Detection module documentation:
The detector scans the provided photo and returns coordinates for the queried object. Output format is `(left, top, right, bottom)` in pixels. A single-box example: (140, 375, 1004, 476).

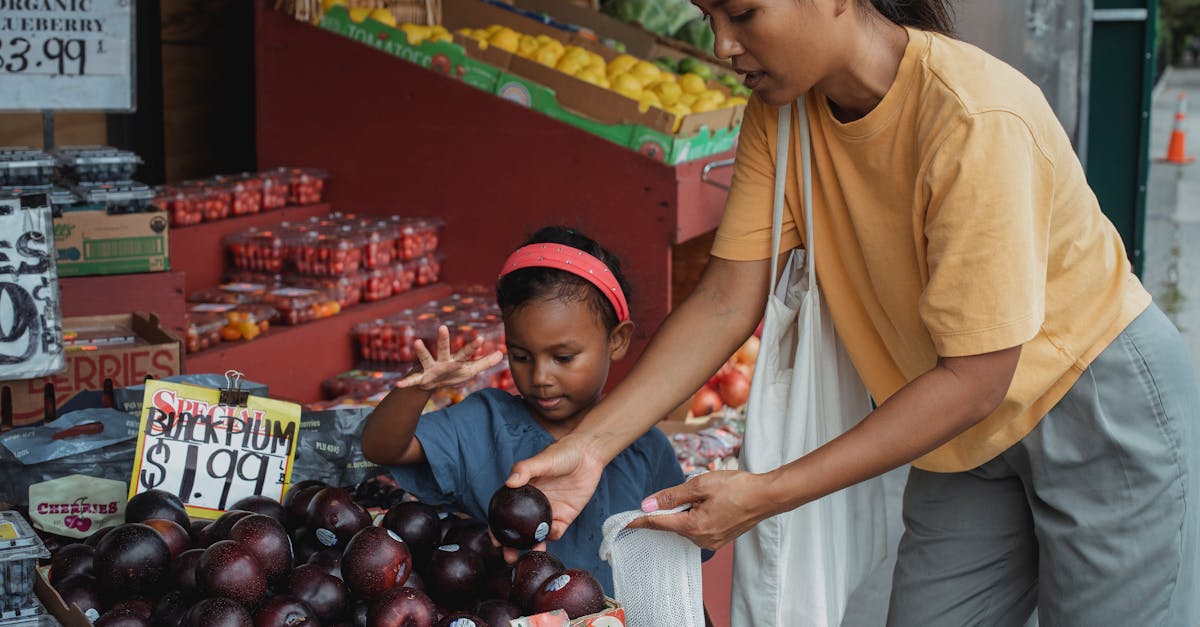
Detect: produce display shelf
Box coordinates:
(169, 202, 334, 295)
(59, 271, 188, 334)
(186, 283, 453, 403)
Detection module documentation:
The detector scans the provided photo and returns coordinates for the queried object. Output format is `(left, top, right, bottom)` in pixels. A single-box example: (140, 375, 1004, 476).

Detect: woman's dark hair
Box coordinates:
(864, 0, 955, 36)
(496, 226, 631, 332)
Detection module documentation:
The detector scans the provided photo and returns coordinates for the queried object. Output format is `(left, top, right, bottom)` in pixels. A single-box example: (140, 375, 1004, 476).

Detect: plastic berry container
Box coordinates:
(289, 273, 363, 309)
(185, 311, 228, 352)
(188, 282, 271, 305)
(288, 229, 364, 276)
(391, 259, 416, 296)
(0, 147, 56, 186)
(391, 217, 443, 260)
(220, 173, 265, 216)
(226, 228, 287, 273)
(261, 170, 289, 210)
(413, 253, 443, 286)
(214, 303, 277, 342)
(265, 287, 340, 325)
(354, 318, 417, 365)
(0, 511, 50, 616)
(72, 180, 157, 214)
(362, 266, 396, 302)
(53, 145, 142, 182)
(274, 167, 327, 205)
(362, 221, 397, 269)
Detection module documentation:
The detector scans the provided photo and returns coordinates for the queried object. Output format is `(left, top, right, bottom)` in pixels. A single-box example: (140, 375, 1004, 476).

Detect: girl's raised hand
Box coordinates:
(395, 325, 504, 392)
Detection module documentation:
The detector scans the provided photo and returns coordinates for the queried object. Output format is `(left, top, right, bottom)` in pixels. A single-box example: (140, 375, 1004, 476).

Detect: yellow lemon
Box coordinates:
(637, 91, 663, 113)
(486, 24, 504, 35)
(680, 93, 699, 107)
(367, 9, 395, 26)
(630, 61, 662, 86)
(556, 56, 585, 75)
(577, 70, 610, 88)
(698, 89, 726, 105)
(584, 58, 607, 75)
(489, 29, 520, 53)
(518, 35, 539, 56)
(322, 0, 347, 11)
(652, 81, 683, 106)
(725, 96, 749, 107)
(611, 73, 643, 99)
(667, 103, 691, 132)
(679, 73, 708, 95)
(563, 46, 592, 64)
(534, 46, 561, 67)
(400, 23, 432, 45)
(429, 26, 453, 43)
(348, 7, 371, 22)
(607, 54, 639, 77)
(536, 37, 564, 55)
(691, 99, 720, 113)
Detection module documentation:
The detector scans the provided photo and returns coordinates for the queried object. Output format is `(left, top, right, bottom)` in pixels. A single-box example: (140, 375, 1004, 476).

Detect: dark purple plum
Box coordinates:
(254, 595, 320, 626)
(291, 527, 325, 564)
(289, 564, 350, 623)
(473, 599, 522, 627)
(189, 519, 210, 546)
(49, 543, 94, 585)
(442, 522, 503, 570)
(229, 514, 294, 584)
(341, 527, 412, 599)
(53, 573, 105, 619)
(368, 587, 438, 627)
(93, 523, 171, 601)
(307, 549, 343, 580)
(482, 567, 512, 605)
(508, 551, 563, 611)
(381, 502, 441, 567)
(230, 495, 288, 525)
(305, 488, 371, 549)
(530, 569, 606, 619)
(197, 540, 267, 607)
(426, 544, 484, 608)
(205, 510, 255, 546)
(182, 596, 254, 627)
(153, 590, 192, 627)
(173, 548, 205, 593)
(94, 608, 152, 627)
(487, 486, 552, 550)
(142, 518, 191, 559)
(435, 613, 488, 627)
(125, 490, 190, 530)
(84, 525, 115, 548)
(283, 481, 328, 529)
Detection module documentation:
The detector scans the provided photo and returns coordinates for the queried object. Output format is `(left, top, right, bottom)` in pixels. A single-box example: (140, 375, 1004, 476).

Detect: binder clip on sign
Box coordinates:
(129, 370, 302, 521)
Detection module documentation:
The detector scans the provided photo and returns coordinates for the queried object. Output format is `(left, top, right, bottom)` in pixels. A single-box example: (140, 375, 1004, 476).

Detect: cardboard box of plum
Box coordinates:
(32, 477, 623, 626)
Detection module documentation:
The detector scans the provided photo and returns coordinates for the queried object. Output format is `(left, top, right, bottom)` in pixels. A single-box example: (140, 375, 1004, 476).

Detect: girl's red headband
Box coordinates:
(499, 244, 630, 322)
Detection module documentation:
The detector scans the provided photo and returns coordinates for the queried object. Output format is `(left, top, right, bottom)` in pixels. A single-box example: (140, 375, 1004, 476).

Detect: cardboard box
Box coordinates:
(0, 313, 183, 427)
(36, 566, 93, 626)
(317, 7, 740, 164)
(54, 206, 170, 277)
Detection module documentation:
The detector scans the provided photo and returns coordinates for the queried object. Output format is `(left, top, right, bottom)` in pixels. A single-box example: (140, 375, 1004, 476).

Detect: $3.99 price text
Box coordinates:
(0, 36, 97, 75)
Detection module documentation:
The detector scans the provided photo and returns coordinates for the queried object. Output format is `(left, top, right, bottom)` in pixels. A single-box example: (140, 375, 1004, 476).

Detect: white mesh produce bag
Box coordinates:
(599, 505, 704, 627)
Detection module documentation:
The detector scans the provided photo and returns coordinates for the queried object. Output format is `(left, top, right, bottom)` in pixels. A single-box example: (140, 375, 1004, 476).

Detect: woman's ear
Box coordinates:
(608, 320, 635, 360)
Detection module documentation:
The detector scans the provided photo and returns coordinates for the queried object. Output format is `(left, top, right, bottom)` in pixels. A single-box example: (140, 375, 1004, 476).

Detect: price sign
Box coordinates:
(0, 0, 135, 111)
(130, 380, 302, 520)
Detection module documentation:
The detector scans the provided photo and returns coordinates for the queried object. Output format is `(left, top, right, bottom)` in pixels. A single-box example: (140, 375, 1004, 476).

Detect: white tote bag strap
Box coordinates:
(769, 96, 814, 290)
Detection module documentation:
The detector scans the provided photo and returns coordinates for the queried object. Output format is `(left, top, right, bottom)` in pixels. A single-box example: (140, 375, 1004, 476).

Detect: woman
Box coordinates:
(506, 0, 1200, 624)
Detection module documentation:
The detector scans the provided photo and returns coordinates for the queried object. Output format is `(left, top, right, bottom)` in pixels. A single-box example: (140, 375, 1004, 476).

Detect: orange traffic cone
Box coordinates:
(1159, 92, 1196, 164)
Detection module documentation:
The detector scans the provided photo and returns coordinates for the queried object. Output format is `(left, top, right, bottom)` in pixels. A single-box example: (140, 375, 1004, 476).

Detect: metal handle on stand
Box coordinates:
(701, 158, 735, 191)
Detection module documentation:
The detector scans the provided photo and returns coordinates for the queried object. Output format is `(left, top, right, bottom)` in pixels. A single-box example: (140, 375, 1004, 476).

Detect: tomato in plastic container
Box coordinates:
(391, 259, 416, 295)
(261, 170, 289, 210)
(413, 253, 443, 286)
(188, 282, 272, 305)
(289, 272, 364, 309)
(185, 312, 225, 353)
(362, 266, 396, 302)
(287, 229, 364, 276)
(391, 217, 443, 260)
(274, 167, 327, 205)
(354, 318, 417, 364)
(266, 286, 340, 325)
(362, 221, 398, 269)
(220, 173, 266, 216)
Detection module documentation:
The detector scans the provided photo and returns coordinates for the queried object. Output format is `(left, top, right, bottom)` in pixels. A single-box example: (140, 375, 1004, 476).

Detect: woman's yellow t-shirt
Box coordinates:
(712, 27, 1151, 472)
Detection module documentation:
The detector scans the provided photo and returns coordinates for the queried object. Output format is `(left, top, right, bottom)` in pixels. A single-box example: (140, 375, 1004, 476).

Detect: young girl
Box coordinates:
(360, 226, 685, 596)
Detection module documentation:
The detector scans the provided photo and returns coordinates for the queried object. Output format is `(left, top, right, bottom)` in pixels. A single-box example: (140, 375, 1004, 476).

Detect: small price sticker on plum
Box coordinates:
(129, 380, 302, 520)
(0, 0, 135, 111)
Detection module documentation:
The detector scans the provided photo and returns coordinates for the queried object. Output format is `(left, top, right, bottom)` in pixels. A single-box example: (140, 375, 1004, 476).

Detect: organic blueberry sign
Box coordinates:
(0, 0, 135, 111)
(130, 380, 301, 520)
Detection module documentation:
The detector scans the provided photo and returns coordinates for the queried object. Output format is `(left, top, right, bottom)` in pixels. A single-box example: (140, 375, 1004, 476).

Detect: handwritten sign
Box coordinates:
(0, 192, 64, 381)
(0, 0, 136, 111)
(130, 380, 301, 520)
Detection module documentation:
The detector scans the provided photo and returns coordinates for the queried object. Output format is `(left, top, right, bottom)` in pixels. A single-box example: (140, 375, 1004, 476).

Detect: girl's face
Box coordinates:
(503, 296, 633, 437)
(694, 0, 849, 106)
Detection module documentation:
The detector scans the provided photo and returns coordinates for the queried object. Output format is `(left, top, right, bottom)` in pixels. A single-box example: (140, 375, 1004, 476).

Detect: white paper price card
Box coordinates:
(0, 0, 136, 111)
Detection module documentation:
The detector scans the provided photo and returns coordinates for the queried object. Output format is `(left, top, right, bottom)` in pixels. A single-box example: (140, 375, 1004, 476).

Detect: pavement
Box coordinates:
(836, 66, 1200, 627)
